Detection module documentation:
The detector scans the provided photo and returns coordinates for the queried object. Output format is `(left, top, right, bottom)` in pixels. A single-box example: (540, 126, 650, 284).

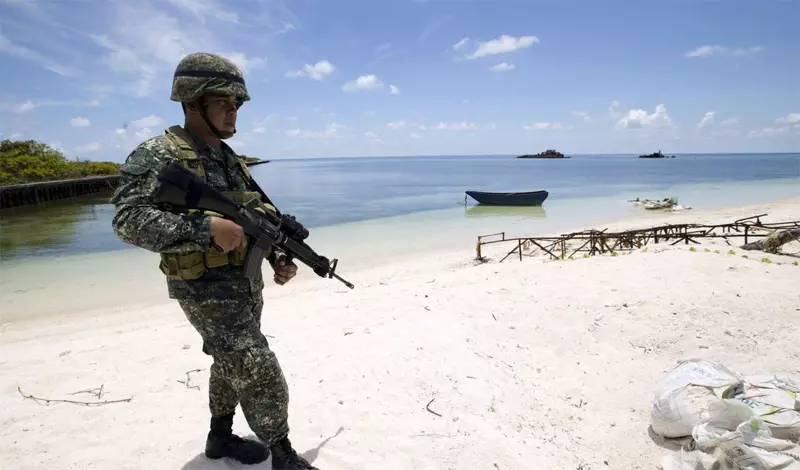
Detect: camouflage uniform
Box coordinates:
(110, 53, 315, 468)
(111, 129, 290, 445)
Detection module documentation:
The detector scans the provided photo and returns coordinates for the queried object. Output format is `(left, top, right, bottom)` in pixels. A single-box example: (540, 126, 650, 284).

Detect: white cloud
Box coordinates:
(697, 111, 715, 129)
(523, 122, 565, 131)
(386, 120, 479, 132)
(750, 112, 800, 137)
(719, 118, 739, 128)
(286, 60, 336, 80)
(165, 0, 241, 24)
(489, 62, 515, 72)
(364, 131, 378, 138)
(342, 74, 384, 92)
(129, 115, 162, 129)
(608, 100, 622, 120)
(70, 117, 91, 127)
(135, 128, 153, 139)
(10, 99, 97, 114)
(14, 100, 38, 113)
(430, 121, 477, 131)
(222, 52, 266, 73)
(464, 34, 539, 60)
(389, 85, 400, 95)
(410, 132, 422, 139)
(453, 37, 470, 50)
(284, 123, 345, 139)
(748, 127, 788, 138)
(685, 45, 764, 58)
(734, 46, 765, 56)
(572, 111, 592, 123)
(74, 141, 102, 152)
(0, 32, 76, 76)
(615, 104, 672, 130)
(775, 113, 800, 125)
(9, 132, 24, 140)
(85, 3, 271, 97)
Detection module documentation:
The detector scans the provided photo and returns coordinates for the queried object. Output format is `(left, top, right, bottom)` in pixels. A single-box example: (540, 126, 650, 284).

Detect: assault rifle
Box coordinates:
(152, 161, 354, 289)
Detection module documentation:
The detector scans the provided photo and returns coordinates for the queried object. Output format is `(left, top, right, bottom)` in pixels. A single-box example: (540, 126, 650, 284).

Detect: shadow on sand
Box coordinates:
(182, 427, 345, 470)
(647, 425, 693, 452)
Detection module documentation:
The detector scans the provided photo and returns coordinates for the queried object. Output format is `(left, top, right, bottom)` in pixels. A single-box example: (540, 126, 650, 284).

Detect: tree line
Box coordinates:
(0, 139, 121, 186)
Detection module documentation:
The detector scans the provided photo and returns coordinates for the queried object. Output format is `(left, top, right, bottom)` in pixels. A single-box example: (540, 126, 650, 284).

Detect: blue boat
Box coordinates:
(465, 190, 549, 206)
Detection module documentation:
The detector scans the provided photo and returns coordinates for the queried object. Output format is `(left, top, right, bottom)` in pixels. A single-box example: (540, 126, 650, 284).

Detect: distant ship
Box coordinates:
(517, 149, 568, 159)
(638, 150, 676, 159)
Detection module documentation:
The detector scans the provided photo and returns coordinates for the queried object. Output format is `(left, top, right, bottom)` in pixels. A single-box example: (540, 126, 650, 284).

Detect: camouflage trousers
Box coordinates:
(176, 293, 290, 446)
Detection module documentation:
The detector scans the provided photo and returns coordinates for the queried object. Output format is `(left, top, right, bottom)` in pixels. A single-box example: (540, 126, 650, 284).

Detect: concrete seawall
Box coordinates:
(0, 175, 119, 209)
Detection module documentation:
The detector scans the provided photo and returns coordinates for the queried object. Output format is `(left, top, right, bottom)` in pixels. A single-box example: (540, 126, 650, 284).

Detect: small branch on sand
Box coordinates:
(18, 387, 132, 406)
(629, 341, 652, 353)
(177, 369, 204, 390)
(425, 397, 442, 417)
(410, 432, 451, 438)
(740, 228, 800, 253)
(71, 384, 105, 399)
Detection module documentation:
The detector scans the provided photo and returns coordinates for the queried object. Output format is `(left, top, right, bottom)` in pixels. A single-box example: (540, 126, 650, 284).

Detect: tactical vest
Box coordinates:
(158, 125, 276, 281)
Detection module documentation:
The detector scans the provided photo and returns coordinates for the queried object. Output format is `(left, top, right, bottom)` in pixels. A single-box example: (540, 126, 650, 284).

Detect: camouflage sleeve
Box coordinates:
(110, 144, 211, 254)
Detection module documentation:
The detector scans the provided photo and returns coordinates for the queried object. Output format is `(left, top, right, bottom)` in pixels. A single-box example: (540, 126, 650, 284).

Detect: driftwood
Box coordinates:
(740, 228, 800, 253)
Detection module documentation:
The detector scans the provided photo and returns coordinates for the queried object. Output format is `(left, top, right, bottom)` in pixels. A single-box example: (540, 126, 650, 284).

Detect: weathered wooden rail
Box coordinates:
(475, 214, 800, 262)
(0, 175, 119, 209)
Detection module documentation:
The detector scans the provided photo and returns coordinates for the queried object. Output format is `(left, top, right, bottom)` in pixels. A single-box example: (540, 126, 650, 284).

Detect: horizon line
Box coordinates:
(257, 151, 800, 161)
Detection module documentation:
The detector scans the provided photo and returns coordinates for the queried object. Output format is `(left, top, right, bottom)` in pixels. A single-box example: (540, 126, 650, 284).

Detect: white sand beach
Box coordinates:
(1, 196, 799, 469)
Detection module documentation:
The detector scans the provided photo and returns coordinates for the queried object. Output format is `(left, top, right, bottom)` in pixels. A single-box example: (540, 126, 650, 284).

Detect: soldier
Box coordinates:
(111, 52, 319, 469)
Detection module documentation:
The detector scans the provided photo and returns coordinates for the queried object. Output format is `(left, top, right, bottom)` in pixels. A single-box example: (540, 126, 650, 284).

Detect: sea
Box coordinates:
(2, 152, 800, 263)
(1, 152, 799, 320)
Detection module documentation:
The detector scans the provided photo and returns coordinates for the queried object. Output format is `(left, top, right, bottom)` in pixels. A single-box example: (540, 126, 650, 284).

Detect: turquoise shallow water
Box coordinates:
(0, 152, 798, 263)
(1, 174, 799, 321)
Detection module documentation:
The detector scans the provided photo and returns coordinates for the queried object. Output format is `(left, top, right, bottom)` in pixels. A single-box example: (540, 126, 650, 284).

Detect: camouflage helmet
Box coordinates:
(170, 52, 250, 103)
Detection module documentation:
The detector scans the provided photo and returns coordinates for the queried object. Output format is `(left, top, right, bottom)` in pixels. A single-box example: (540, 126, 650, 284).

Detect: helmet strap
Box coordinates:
(196, 99, 235, 139)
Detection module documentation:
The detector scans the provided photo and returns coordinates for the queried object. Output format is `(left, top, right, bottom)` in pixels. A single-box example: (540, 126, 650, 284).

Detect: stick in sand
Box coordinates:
(18, 386, 133, 406)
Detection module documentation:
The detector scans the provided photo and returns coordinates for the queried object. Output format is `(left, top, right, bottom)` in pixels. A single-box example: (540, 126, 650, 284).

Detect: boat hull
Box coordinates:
(465, 190, 549, 206)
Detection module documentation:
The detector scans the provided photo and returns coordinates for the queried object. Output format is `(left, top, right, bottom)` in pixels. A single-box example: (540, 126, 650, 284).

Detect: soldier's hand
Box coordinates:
(209, 216, 246, 252)
(273, 255, 297, 285)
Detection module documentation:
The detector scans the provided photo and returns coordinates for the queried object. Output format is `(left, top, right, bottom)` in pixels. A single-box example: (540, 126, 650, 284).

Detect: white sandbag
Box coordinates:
(694, 416, 800, 470)
(659, 449, 718, 470)
(727, 374, 800, 442)
(651, 359, 743, 438)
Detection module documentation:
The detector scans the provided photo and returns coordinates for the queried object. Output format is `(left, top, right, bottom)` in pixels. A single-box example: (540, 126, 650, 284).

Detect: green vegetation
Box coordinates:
(0, 139, 121, 186)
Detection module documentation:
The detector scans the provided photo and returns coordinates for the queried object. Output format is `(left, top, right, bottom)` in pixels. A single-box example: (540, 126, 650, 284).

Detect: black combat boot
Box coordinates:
(270, 436, 319, 469)
(205, 412, 270, 465)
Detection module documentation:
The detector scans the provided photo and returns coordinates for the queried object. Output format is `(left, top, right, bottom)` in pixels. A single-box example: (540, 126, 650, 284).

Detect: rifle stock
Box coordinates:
(153, 162, 354, 289)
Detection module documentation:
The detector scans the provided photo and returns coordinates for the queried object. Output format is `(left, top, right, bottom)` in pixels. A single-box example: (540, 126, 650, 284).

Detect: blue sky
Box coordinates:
(1, 0, 798, 161)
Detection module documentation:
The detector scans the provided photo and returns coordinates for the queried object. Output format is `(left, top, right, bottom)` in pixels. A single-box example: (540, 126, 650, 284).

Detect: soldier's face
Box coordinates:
(204, 94, 242, 136)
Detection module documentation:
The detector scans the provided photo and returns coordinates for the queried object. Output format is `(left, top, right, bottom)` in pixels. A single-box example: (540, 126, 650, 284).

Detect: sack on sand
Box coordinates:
(655, 363, 800, 470)
(693, 407, 800, 470)
(650, 359, 742, 438)
(724, 374, 800, 442)
(659, 449, 717, 470)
